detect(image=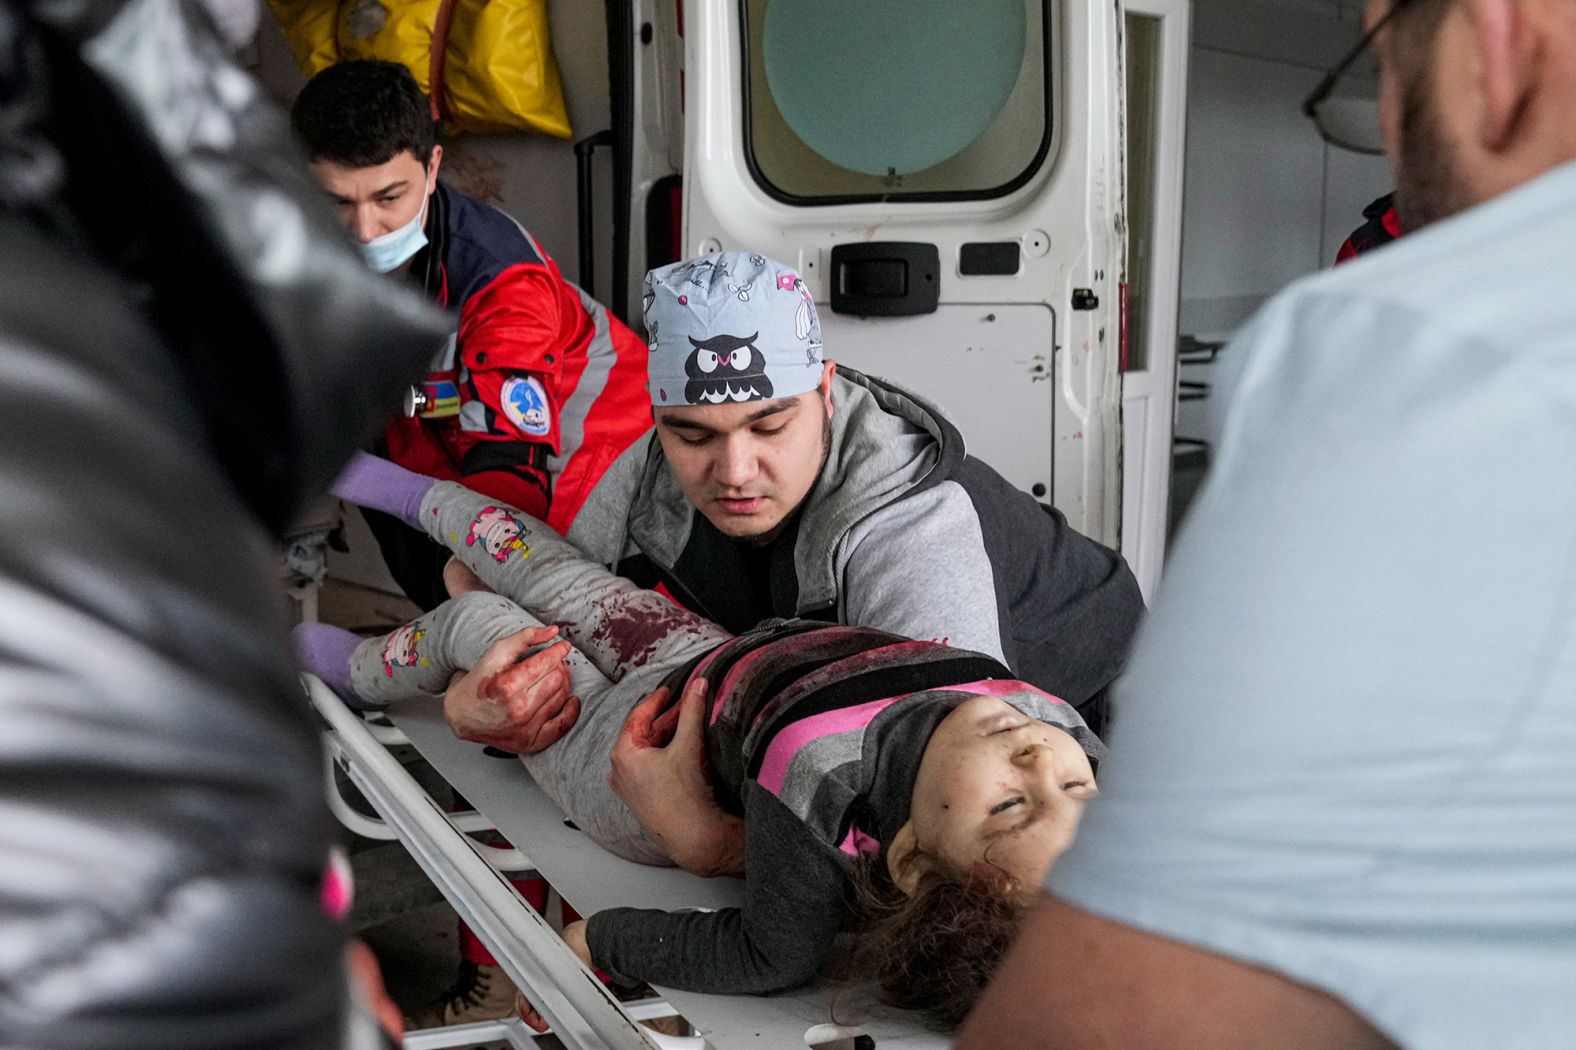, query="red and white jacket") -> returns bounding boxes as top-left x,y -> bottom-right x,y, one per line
375,183 -> 650,606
